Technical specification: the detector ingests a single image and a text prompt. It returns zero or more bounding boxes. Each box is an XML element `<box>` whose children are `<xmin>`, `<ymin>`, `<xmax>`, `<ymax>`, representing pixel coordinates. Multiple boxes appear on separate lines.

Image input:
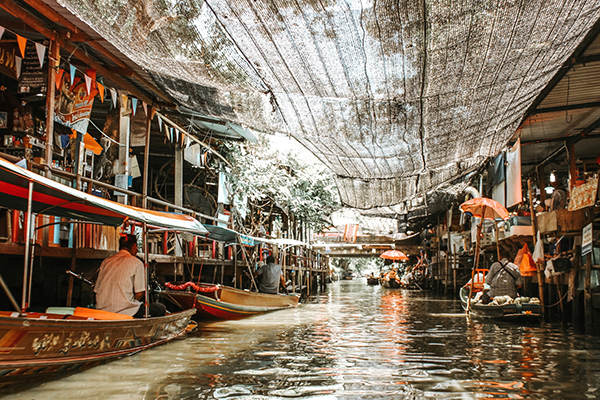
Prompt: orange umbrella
<box><xmin>380</xmin><ymin>249</ymin><xmax>409</xmax><ymax>261</ymax></box>
<box><xmin>459</xmin><ymin>197</ymin><xmax>508</xmax><ymax>313</ymax></box>
<box><xmin>459</xmin><ymin>197</ymin><xmax>509</xmax><ymax>221</ymax></box>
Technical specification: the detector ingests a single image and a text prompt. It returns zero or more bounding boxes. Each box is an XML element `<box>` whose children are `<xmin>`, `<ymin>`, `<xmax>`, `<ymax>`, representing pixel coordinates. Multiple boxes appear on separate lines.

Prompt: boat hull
<box><xmin>459</xmin><ymin>287</ymin><xmax>541</xmax><ymax>320</ymax></box>
<box><xmin>0</xmin><ymin>309</ymin><xmax>196</xmax><ymax>383</ymax></box>
<box><xmin>382</xmin><ymin>279</ymin><xmax>401</xmax><ymax>288</ymax></box>
<box><xmin>163</xmin><ymin>286</ymin><xmax>300</xmax><ymax>320</ymax></box>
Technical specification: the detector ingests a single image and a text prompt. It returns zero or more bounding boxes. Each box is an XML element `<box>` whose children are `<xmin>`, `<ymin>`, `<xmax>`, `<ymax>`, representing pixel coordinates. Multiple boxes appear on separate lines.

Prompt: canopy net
<box><xmin>56</xmin><ymin>0</ymin><xmax>600</xmax><ymax>214</ymax></box>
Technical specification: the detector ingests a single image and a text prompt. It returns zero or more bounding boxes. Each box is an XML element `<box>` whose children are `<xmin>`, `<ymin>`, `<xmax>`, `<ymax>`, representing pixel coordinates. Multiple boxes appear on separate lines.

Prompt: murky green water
<box><xmin>3</xmin><ymin>280</ymin><xmax>600</xmax><ymax>399</ymax></box>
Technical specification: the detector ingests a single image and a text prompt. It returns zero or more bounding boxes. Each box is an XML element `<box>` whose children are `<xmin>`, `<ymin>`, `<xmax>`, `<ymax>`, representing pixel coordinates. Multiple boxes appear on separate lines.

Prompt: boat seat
<box><xmin>469</xmin><ymin>269</ymin><xmax>488</xmax><ymax>293</ymax></box>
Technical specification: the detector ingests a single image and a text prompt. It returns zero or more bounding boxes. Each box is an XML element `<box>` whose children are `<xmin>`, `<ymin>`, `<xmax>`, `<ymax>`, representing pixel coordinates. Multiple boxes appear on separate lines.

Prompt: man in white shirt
<box><xmin>94</xmin><ymin>234</ymin><xmax>166</xmax><ymax>317</ymax></box>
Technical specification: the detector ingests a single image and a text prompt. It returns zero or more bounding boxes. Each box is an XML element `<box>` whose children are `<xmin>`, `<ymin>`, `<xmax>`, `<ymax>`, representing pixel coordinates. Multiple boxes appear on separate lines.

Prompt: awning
<box><xmin>202</xmin><ymin>224</ymin><xmax>272</xmax><ymax>245</ymax></box>
<box><xmin>0</xmin><ymin>158</ymin><xmax>208</xmax><ymax>235</ymax></box>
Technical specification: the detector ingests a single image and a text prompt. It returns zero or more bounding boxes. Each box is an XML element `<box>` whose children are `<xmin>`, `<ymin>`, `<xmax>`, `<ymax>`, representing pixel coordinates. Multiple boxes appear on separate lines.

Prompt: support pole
<box><xmin>44</xmin><ymin>39</ymin><xmax>58</xmax><ymax>177</ymax></box>
<box><xmin>21</xmin><ymin>180</ymin><xmax>33</xmax><ymax>312</ymax></box>
<box><xmin>528</xmin><ymin>178</ymin><xmax>545</xmax><ymax>320</ymax></box>
<box><xmin>466</xmin><ymin>221</ymin><xmax>482</xmax><ymax>313</ymax></box>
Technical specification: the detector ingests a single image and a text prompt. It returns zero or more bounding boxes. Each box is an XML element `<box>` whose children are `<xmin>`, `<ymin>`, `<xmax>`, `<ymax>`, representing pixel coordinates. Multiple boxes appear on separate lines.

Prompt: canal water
<box><xmin>3</xmin><ymin>279</ymin><xmax>600</xmax><ymax>399</ymax></box>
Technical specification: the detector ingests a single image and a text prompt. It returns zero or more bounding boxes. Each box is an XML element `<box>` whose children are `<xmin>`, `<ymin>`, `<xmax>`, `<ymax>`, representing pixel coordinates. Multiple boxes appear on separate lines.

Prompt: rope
<box><xmin>543</xmin><ymin>291</ymin><xmax>569</xmax><ymax>308</ymax></box>
<box><xmin>165</xmin><ymin>281</ymin><xmax>219</xmax><ymax>293</ymax></box>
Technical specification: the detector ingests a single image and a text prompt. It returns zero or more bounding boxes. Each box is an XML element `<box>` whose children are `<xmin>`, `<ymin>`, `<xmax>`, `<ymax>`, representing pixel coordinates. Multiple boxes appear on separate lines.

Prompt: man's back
<box><xmin>257</xmin><ymin>262</ymin><xmax>281</xmax><ymax>294</ymax></box>
<box><xmin>94</xmin><ymin>250</ymin><xmax>145</xmax><ymax>316</ymax></box>
<box><xmin>486</xmin><ymin>259</ymin><xmax>522</xmax><ymax>298</ymax></box>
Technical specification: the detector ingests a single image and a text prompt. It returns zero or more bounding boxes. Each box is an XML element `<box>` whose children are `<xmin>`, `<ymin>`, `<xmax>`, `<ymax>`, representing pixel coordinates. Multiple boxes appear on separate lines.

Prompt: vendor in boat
<box><xmin>95</xmin><ymin>234</ymin><xmax>167</xmax><ymax>317</ymax></box>
<box><xmin>255</xmin><ymin>255</ymin><xmax>287</xmax><ymax>294</ymax></box>
<box><xmin>482</xmin><ymin>249</ymin><xmax>523</xmax><ymax>304</ymax></box>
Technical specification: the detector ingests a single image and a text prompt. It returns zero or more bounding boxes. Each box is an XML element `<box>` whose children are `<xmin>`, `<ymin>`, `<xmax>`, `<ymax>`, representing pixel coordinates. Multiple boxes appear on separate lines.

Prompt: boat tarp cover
<box><xmin>0</xmin><ymin>158</ymin><xmax>208</xmax><ymax>234</ymax></box>
<box><xmin>53</xmin><ymin>0</ymin><xmax>600</xmax><ymax>213</ymax></box>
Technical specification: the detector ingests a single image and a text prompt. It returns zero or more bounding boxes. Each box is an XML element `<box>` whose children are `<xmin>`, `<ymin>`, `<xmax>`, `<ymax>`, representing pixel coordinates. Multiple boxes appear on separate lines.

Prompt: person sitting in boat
<box><xmin>95</xmin><ymin>234</ymin><xmax>167</xmax><ymax>318</ymax></box>
<box><xmin>401</xmin><ymin>268</ymin><xmax>414</xmax><ymax>286</ymax></box>
<box><xmin>255</xmin><ymin>255</ymin><xmax>287</xmax><ymax>294</ymax></box>
<box><xmin>482</xmin><ymin>249</ymin><xmax>523</xmax><ymax>304</ymax></box>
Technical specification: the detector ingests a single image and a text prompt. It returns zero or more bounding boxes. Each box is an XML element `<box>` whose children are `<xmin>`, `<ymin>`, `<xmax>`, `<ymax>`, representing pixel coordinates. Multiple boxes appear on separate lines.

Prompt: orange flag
<box><xmin>97</xmin><ymin>82</ymin><xmax>105</xmax><ymax>103</ymax></box>
<box><xmin>55</xmin><ymin>69</ymin><xmax>64</xmax><ymax>90</ymax></box>
<box><xmin>16</xmin><ymin>35</ymin><xmax>27</xmax><ymax>58</ymax></box>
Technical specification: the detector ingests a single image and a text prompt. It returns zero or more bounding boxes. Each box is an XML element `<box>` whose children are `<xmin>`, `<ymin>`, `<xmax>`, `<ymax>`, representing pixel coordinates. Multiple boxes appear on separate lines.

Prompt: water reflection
<box><xmin>2</xmin><ymin>280</ymin><xmax>600</xmax><ymax>399</ymax></box>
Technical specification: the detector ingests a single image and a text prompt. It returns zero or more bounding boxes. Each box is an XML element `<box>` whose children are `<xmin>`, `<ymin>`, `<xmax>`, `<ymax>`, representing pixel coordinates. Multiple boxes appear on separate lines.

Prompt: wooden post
<box><xmin>117</xmin><ymin>94</ymin><xmax>130</xmax><ymax>204</ymax></box>
<box><xmin>453</xmin><ymin>244</ymin><xmax>457</xmax><ymax>294</ymax></box>
<box><xmin>467</xmin><ymin>222</ymin><xmax>482</xmax><ymax>312</ymax></box>
<box><xmin>44</xmin><ymin>39</ymin><xmax>58</xmax><ymax>176</ymax></box>
<box><xmin>584</xmin><ymin>249</ymin><xmax>592</xmax><ymax>334</ymax></box>
<box><xmin>537</xmin><ymin>165</ymin><xmax>546</xmax><ymax>211</ymax></box>
<box><xmin>233</xmin><ymin>244</ymin><xmax>238</xmax><ymax>289</ymax></box>
<box><xmin>142</xmin><ymin>111</ymin><xmax>152</xmax><ymax>209</ymax></box>
<box><xmin>528</xmin><ymin>178</ymin><xmax>545</xmax><ymax>320</ymax></box>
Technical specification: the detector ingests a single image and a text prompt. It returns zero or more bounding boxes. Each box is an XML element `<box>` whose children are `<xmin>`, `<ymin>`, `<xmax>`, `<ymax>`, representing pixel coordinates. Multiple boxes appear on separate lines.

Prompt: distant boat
<box><xmin>366</xmin><ymin>276</ymin><xmax>380</xmax><ymax>285</ymax></box>
<box><xmin>162</xmin><ymin>282</ymin><xmax>300</xmax><ymax>320</ymax></box>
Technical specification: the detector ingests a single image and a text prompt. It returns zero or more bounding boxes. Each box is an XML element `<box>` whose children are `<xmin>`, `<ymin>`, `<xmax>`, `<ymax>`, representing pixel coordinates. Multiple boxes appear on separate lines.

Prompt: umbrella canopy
<box><xmin>379</xmin><ymin>250</ymin><xmax>409</xmax><ymax>261</ymax></box>
<box><xmin>459</xmin><ymin>197</ymin><xmax>509</xmax><ymax>221</ymax></box>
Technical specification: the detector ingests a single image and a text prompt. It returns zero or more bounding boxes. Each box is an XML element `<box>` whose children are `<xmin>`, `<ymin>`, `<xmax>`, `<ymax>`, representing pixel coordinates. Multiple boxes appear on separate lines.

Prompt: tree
<box><xmin>222</xmin><ymin>134</ymin><xmax>341</xmax><ymax>236</ymax></box>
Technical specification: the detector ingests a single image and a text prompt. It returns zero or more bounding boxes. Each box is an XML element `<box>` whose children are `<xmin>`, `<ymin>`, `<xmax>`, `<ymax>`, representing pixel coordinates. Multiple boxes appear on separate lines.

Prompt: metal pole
<box><xmin>143</xmin><ymin>222</ymin><xmax>149</xmax><ymax>318</ymax></box>
<box><xmin>21</xmin><ymin>180</ymin><xmax>33</xmax><ymax>312</ymax></box>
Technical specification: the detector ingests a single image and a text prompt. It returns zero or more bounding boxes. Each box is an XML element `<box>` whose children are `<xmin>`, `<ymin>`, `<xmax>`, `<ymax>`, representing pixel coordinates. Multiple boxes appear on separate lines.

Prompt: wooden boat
<box><xmin>0</xmin><ymin>308</ymin><xmax>196</xmax><ymax>384</ymax></box>
<box><xmin>381</xmin><ymin>278</ymin><xmax>401</xmax><ymax>288</ymax></box>
<box><xmin>0</xmin><ymin>158</ymin><xmax>203</xmax><ymax>385</ymax></box>
<box><xmin>366</xmin><ymin>276</ymin><xmax>380</xmax><ymax>285</ymax></box>
<box><xmin>459</xmin><ymin>286</ymin><xmax>542</xmax><ymax>320</ymax></box>
<box><xmin>162</xmin><ymin>282</ymin><xmax>300</xmax><ymax>320</ymax></box>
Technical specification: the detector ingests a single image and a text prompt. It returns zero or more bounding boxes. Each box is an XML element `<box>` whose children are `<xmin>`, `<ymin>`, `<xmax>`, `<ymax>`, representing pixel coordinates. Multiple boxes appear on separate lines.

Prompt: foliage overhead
<box><xmin>222</xmin><ymin>134</ymin><xmax>341</xmax><ymax>233</ymax></box>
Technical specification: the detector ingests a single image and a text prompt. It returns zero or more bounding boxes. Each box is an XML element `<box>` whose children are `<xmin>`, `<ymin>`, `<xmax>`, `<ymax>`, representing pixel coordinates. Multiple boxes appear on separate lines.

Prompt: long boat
<box><xmin>162</xmin><ymin>282</ymin><xmax>300</xmax><ymax>320</ymax></box>
<box><xmin>459</xmin><ymin>286</ymin><xmax>542</xmax><ymax>320</ymax></box>
<box><xmin>0</xmin><ymin>308</ymin><xmax>196</xmax><ymax>384</ymax></box>
<box><xmin>0</xmin><ymin>158</ymin><xmax>204</xmax><ymax>384</ymax></box>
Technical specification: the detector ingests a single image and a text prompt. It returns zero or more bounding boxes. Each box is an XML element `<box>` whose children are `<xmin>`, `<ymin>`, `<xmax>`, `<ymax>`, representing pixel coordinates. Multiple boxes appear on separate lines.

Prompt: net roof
<box><xmin>55</xmin><ymin>0</ymin><xmax>600</xmax><ymax>212</ymax></box>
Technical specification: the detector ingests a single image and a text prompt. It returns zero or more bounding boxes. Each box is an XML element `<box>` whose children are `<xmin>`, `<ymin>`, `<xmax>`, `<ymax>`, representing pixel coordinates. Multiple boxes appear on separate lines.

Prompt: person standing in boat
<box><xmin>255</xmin><ymin>255</ymin><xmax>287</xmax><ymax>294</ymax></box>
<box><xmin>94</xmin><ymin>234</ymin><xmax>166</xmax><ymax>317</ymax></box>
<box><xmin>483</xmin><ymin>249</ymin><xmax>523</xmax><ymax>304</ymax></box>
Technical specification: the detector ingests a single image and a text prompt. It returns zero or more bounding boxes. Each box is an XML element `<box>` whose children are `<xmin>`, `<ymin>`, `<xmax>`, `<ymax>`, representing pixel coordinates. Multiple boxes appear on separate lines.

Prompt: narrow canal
<box><xmin>4</xmin><ymin>280</ymin><xmax>600</xmax><ymax>399</ymax></box>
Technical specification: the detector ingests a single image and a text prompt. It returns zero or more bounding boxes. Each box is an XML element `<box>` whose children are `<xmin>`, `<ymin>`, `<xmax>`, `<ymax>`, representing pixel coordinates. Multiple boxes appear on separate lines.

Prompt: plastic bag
<box><xmin>533</xmin><ymin>231</ymin><xmax>544</xmax><ymax>263</ymax></box>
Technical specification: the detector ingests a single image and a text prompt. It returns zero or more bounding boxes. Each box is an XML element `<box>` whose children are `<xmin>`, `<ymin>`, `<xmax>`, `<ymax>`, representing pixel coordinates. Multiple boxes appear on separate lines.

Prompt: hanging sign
<box><xmin>239</xmin><ymin>234</ymin><xmax>254</xmax><ymax>247</ymax></box>
<box><xmin>582</xmin><ymin>223</ymin><xmax>593</xmax><ymax>257</ymax></box>
<box><xmin>17</xmin><ymin>41</ymin><xmax>47</xmax><ymax>94</ymax></box>
<box><xmin>54</xmin><ymin>73</ymin><xmax>97</xmax><ymax>134</ymax></box>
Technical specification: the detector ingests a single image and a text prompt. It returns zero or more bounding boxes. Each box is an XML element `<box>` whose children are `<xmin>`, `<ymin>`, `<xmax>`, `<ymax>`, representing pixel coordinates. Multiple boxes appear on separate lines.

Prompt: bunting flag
<box><xmin>169</xmin><ymin>127</ymin><xmax>173</xmax><ymax>142</ymax></box>
<box><xmin>85</xmin><ymin>69</ymin><xmax>96</xmax><ymax>84</ymax></box>
<box><xmin>157</xmin><ymin>114</ymin><xmax>163</xmax><ymax>131</ymax></box>
<box><xmin>121</xmin><ymin>94</ymin><xmax>128</xmax><ymax>110</ymax></box>
<box><xmin>97</xmin><ymin>82</ymin><xmax>105</xmax><ymax>102</ymax></box>
<box><xmin>84</xmin><ymin>74</ymin><xmax>92</xmax><ymax>94</ymax></box>
<box><xmin>142</xmin><ymin>101</ymin><xmax>147</xmax><ymax>116</ymax></box>
<box><xmin>0</xmin><ymin>27</ymin><xmax>4</xmax><ymax>41</ymax></box>
<box><xmin>185</xmin><ymin>135</ymin><xmax>191</xmax><ymax>149</ymax></box>
<box><xmin>16</xmin><ymin>35</ymin><xmax>27</xmax><ymax>58</ymax></box>
<box><xmin>131</xmin><ymin>98</ymin><xmax>137</xmax><ymax>116</ymax></box>
<box><xmin>15</xmin><ymin>57</ymin><xmax>22</xmax><ymax>78</ymax></box>
<box><xmin>150</xmin><ymin>107</ymin><xmax>156</xmax><ymax>120</ymax></box>
<box><xmin>69</xmin><ymin>64</ymin><xmax>76</xmax><ymax>86</ymax></box>
<box><xmin>35</xmin><ymin>42</ymin><xmax>46</xmax><ymax>68</ymax></box>
<box><xmin>175</xmin><ymin>129</ymin><xmax>179</xmax><ymax>143</ymax></box>
<box><xmin>55</xmin><ymin>69</ymin><xmax>64</xmax><ymax>90</ymax></box>
<box><xmin>110</xmin><ymin>88</ymin><xmax>118</xmax><ymax>108</ymax></box>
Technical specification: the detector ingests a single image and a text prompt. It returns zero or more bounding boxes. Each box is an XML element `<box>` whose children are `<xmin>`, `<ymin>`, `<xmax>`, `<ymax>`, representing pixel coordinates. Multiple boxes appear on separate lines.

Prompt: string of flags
<box><xmin>0</xmin><ymin>24</ymin><xmax>150</xmax><ymax>117</ymax></box>
<box><xmin>0</xmin><ymin>25</ymin><xmax>223</xmax><ymax>164</ymax></box>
